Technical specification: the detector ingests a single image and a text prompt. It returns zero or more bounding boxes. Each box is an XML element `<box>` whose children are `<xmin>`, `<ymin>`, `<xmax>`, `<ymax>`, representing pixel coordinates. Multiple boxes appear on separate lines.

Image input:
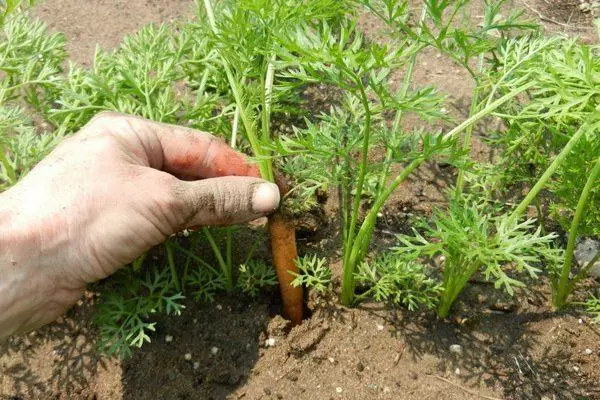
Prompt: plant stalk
<box><xmin>341</xmin><ymin>78</ymin><xmax>372</xmax><ymax>305</ymax></box>
<box><xmin>552</xmin><ymin>156</ymin><xmax>600</xmax><ymax>309</ymax></box>
<box><xmin>511</xmin><ymin>122</ymin><xmax>597</xmax><ymax>219</ymax></box>
<box><xmin>455</xmin><ymin>54</ymin><xmax>484</xmax><ymax>198</ymax></box>
<box><xmin>377</xmin><ymin>6</ymin><xmax>428</xmax><ymax>195</ymax></box>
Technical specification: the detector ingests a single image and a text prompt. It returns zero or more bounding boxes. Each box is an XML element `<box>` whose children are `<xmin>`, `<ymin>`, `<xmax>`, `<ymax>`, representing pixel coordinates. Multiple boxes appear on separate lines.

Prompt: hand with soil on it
<box><xmin>0</xmin><ymin>112</ymin><xmax>280</xmax><ymax>340</ymax></box>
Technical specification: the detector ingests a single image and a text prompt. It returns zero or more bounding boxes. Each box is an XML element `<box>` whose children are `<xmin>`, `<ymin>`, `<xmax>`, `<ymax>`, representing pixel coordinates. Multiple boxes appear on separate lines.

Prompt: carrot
<box><xmin>269</xmin><ymin>178</ymin><xmax>303</xmax><ymax>325</ymax></box>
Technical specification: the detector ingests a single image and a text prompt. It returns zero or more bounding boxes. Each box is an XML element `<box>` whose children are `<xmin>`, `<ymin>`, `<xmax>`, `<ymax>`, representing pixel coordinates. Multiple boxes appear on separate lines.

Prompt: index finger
<box><xmin>90</xmin><ymin>112</ymin><xmax>261</xmax><ymax>179</ymax></box>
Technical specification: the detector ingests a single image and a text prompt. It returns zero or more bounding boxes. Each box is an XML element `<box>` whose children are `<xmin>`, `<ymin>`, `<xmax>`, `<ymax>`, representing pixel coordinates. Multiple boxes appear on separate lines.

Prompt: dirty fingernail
<box><xmin>252</xmin><ymin>182</ymin><xmax>280</xmax><ymax>213</ymax></box>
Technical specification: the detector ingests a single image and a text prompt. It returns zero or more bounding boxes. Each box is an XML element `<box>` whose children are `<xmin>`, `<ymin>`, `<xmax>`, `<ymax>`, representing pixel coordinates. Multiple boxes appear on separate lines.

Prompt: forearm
<box><xmin>0</xmin><ymin>194</ymin><xmax>37</xmax><ymax>339</ymax></box>
<box><xmin>0</xmin><ymin>191</ymin><xmax>80</xmax><ymax>340</ymax></box>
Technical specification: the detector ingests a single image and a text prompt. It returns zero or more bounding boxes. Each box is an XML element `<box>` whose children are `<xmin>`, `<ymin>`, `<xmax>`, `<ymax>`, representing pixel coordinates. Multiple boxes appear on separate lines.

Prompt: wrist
<box><xmin>0</xmin><ymin>191</ymin><xmax>44</xmax><ymax>339</ymax></box>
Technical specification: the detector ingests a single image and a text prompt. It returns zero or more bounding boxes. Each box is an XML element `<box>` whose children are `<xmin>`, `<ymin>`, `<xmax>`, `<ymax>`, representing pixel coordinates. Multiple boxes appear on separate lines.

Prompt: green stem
<box><xmin>165</xmin><ymin>241</ymin><xmax>181</xmax><ymax>291</ymax></box>
<box><xmin>443</xmin><ymin>81</ymin><xmax>535</xmax><ymax>141</ymax></box>
<box><xmin>202</xmin><ymin>227</ymin><xmax>233</xmax><ymax>290</ymax></box>
<box><xmin>455</xmin><ymin>54</ymin><xmax>484</xmax><ymax>197</ymax></box>
<box><xmin>552</xmin><ymin>156</ymin><xmax>600</xmax><ymax>309</ymax></box>
<box><xmin>0</xmin><ymin>143</ymin><xmax>17</xmax><ymax>184</ymax></box>
<box><xmin>340</xmin><ymin>80</ymin><xmax>372</xmax><ymax>305</ymax></box>
<box><xmin>169</xmin><ymin>240</ymin><xmax>222</xmax><ymax>276</ymax></box>
<box><xmin>534</xmin><ymin>198</ymin><xmax>546</xmax><ymax>235</ymax></box>
<box><xmin>343</xmin><ymin>158</ymin><xmax>423</xmax><ymax>303</ymax></box>
<box><xmin>511</xmin><ymin>122</ymin><xmax>597</xmax><ymax>219</ymax></box>
<box><xmin>377</xmin><ymin>6</ymin><xmax>428</xmax><ymax>195</ymax></box>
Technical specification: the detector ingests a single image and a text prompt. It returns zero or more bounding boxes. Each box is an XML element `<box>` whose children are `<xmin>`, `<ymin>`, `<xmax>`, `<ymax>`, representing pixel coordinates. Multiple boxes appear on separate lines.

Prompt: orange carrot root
<box><xmin>269</xmin><ymin>211</ymin><xmax>303</xmax><ymax>325</ymax></box>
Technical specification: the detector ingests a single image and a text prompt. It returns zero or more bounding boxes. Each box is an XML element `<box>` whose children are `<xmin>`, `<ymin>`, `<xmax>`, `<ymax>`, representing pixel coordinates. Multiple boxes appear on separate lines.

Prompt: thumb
<box><xmin>177</xmin><ymin>176</ymin><xmax>280</xmax><ymax>227</ymax></box>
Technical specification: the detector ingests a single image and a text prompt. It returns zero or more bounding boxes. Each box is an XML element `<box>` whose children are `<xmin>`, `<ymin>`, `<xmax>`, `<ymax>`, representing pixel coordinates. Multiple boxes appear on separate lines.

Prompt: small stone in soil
<box><xmin>165</xmin><ymin>335</ymin><xmax>173</xmax><ymax>343</ymax></box>
<box><xmin>454</xmin><ymin>368</ymin><xmax>461</xmax><ymax>375</ymax></box>
<box><xmin>335</xmin><ymin>387</ymin><xmax>343</xmax><ymax>393</ymax></box>
<box><xmin>585</xmin><ymin>348</ymin><xmax>593</xmax><ymax>355</ymax></box>
<box><xmin>184</xmin><ymin>353</ymin><xmax>192</xmax><ymax>361</ymax></box>
<box><xmin>211</xmin><ymin>346</ymin><xmax>219</xmax><ymax>355</ymax></box>
<box><xmin>265</xmin><ymin>337</ymin><xmax>276</xmax><ymax>347</ymax></box>
<box><xmin>449</xmin><ymin>344</ymin><xmax>463</xmax><ymax>355</ymax></box>
<box><xmin>376</xmin><ymin>324</ymin><xmax>385</xmax><ymax>331</ymax></box>
<box><xmin>193</xmin><ymin>361</ymin><xmax>200</xmax><ymax>370</ymax></box>
<box><xmin>328</xmin><ymin>357</ymin><xmax>335</xmax><ymax>364</ymax></box>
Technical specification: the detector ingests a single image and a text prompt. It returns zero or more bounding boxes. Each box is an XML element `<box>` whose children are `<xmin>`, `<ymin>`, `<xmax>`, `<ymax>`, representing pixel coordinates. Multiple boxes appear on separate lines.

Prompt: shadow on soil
<box><xmin>373</xmin><ymin>285</ymin><xmax>600</xmax><ymax>400</ymax></box>
<box><xmin>1</xmin><ymin>298</ymin><xmax>106</xmax><ymax>398</ymax></box>
<box><xmin>120</xmin><ymin>293</ymin><xmax>273</xmax><ymax>400</ymax></box>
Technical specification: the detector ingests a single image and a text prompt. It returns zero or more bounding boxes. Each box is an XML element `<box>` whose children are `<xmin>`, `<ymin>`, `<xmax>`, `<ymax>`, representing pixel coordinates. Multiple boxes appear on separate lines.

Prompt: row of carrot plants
<box><xmin>0</xmin><ymin>0</ymin><xmax>598</xmax><ymax>357</ymax></box>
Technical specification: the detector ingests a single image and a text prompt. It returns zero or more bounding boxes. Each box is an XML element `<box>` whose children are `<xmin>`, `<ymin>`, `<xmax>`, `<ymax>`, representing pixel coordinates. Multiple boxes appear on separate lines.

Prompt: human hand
<box><xmin>0</xmin><ymin>112</ymin><xmax>279</xmax><ymax>339</ymax></box>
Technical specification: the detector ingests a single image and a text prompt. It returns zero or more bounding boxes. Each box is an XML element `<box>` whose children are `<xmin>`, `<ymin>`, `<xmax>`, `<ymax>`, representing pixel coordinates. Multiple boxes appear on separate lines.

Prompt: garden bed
<box><xmin>1</xmin><ymin>0</ymin><xmax>600</xmax><ymax>399</ymax></box>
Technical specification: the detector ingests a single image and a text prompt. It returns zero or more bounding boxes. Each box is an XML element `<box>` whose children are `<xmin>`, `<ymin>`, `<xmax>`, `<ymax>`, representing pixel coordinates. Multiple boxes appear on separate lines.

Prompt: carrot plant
<box><xmin>480</xmin><ymin>35</ymin><xmax>600</xmax><ymax>309</ymax></box>
<box><xmin>0</xmin><ymin>12</ymin><xmax>67</xmax><ymax>189</ymax></box>
<box><xmin>277</xmin><ymin>0</ymin><xmax>541</xmax><ymax>305</ymax></box>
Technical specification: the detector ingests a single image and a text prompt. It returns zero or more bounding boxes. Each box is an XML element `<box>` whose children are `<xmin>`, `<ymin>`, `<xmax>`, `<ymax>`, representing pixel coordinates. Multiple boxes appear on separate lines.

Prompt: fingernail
<box><xmin>252</xmin><ymin>182</ymin><xmax>280</xmax><ymax>213</ymax></box>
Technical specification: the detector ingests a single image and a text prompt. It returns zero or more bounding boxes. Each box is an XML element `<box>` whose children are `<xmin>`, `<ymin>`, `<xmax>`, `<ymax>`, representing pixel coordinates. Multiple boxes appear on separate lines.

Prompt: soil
<box><xmin>2</xmin><ymin>1</ymin><xmax>600</xmax><ymax>400</ymax></box>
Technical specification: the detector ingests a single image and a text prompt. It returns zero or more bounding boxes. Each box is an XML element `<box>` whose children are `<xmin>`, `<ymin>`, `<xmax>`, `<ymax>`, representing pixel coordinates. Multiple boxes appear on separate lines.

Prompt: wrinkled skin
<box><xmin>0</xmin><ymin>112</ymin><xmax>279</xmax><ymax>340</ymax></box>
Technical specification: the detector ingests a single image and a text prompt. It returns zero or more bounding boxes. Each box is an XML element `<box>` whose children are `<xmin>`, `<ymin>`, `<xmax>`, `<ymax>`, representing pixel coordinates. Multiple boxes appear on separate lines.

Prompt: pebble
<box><xmin>328</xmin><ymin>357</ymin><xmax>335</xmax><ymax>364</ymax></box>
<box><xmin>376</xmin><ymin>324</ymin><xmax>385</xmax><ymax>331</ymax></box>
<box><xmin>211</xmin><ymin>346</ymin><xmax>219</xmax><ymax>355</ymax></box>
<box><xmin>335</xmin><ymin>387</ymin><xmax>343</xmax><ymax>393</ymax></box>
<box><xmin>193</xmin><ymin>361</ymin><xmax>200</xmax><ymax>370</ymax></box>
<box><xmin>165</xmin><ymin>335</ymin><xmax>173</xmax><ymax>343</ymax></box>
<box><xmin>184</xmin><ymin>353</ymin><xmax>192</xmax><ymax>361</ymax></box>
<box><xmin>573</xmin><ymin>366</ymin><xmax>580</xmax><ymax>372</ymax></box>
<box><xmin>454</xmin><ymin>368</ymin><xmax>461</xmax><ymax>375</ymax></box>
<box><xmin>575</xmin><ymin>239</ymin><xmax>600</xmax><ymax>277</ymax></box>
<box><xmin>265</xmin><ymin>338</ymin><xmax>276</xmax><ymax>347</ymax></box>
<box><xmin>216</xmin><ymin>304</ymin><xmax>223</xmax><ymax>310</ymax></box>
<box><xmin>585</xmin><ymin>348</ymin><xmax>593</xmax><ymax>355</ymax></box>
<box><xmin>449</xmin><ymin>344</ymin><xmax>463</xmax><ymax>355</ymax></box>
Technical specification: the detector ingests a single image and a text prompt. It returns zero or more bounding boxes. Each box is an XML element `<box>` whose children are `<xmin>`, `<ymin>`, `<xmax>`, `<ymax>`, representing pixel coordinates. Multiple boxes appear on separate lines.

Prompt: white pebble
<box><xmin>335</xmin><ymin>387</ymin><xmax>343</xmax><ymax>393</ymax></box>
<box><xmin>216</xmin><ymin>304</ymin><xmax>223</xmax><ymax>310</ymax></box>
<box><xmin>439</xmin><ymin>255</ymin><xmax>446</xmax><ymax>262</ymax></box>
<box><xmin>376</xmin><ymin>324</ymin><xmax>385</xmax><ymax>331</ymax></box>
<box><xmin>265</xmin><ymin>338</ymin><xmax>276</xmax><ymax>347</ymax></box>
<box><xmin>328</xmin><ymin>357</ymin><xmax>335</xmax><ymax>364</ymax></box>
<box><xmin>449</xmin><ymin>344</ymin><xmax>463</xmax><ymax>355</ymax></box>
<box><xmin>165</xmin><ymin>335</ymin><xmax>173</xmax><ymax>343</ymax></box>
<box><xmin>455</xmin><ymin>368</ymin><xmax>461</xmax><ymax>375</ymax></box>
<box><xmin>210</xmin><ymin>346</ymin><xmax>219</xmax><ymax>355</ymax></box>
<box><xmin>585</xmin><ymin>348</ymin><xmax>593</xmax><ymax>355</ymax></box>
<box><xmin>184</xmin><ymin>353</ymin><xmax>192</xmax><ymax>361</ymax></box>
<box><xmin>579</xmin><ymin>318</ymin><xmax>585</xmax><ymax>324</ymax></box>
<box><xmin>573</xmin><ymin>366</ymin><xmax>580</xmax><ymax>372</ymax></box>
<box><xmin>193</xmin><ymin>361</ymin><xmax>200</xmax><ymax>370</ymax></box>
<box><xmin>182</xmin><ymin>229</ymin><xmax>190</xmax><ymax>237</ymax></box>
